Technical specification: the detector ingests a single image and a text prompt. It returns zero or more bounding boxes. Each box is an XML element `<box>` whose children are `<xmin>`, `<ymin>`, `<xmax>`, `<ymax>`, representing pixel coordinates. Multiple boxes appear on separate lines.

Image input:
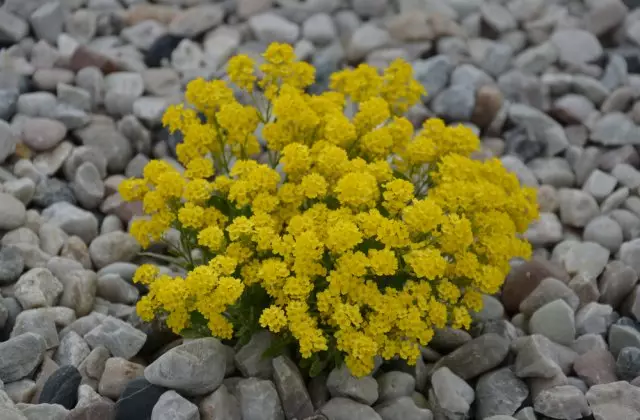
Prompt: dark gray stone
<box><xmin>616</xmin><ymin>346</ymin><xmax>640</xmax><ymax>381</ymax></box>
<box><xmin>115</xmin><ymin>378</ymin><xmax>167</xmax><ymax>420</ymax></box>
<box><xmin>38</xmin><ymin>365</ymin><xmax>82</xmax><ymax>409</ymax></box>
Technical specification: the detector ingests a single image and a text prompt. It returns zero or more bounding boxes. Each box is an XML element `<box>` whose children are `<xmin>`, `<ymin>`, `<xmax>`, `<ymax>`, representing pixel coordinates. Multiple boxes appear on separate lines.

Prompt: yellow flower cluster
<box><xmin>119</xmin><ymin>43</ymin><xmax>539</xmax><ymax>378</ymax></box>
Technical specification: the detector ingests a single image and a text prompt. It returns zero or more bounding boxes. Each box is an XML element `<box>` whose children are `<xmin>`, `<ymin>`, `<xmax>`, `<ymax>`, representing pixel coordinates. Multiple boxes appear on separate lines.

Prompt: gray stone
<box><xmin>41</xmin><ymin>202</ymin><xmax>98</xmax><ymax>244</ymax></box>
<box><xmin>141</xmin><ymin>68</ymin><xmax>180</xmax><ymax>97</ymax></box>
<box><xmin>529</xmin><ymin>158</ymin><xmax>575</xmax><ymax>188</ymax></box>
<box><xmin>89</xmin><ymin>231</ymin><xmax>140</xmax><ymax>269</ymax></box>
<box><xmin>249</xmin><ymin>12</ymin><xmax>300</xmax><ymax>44</ymax></box>
<box><xmin>432</xmin><ymin>334</ymin><xmax>509</xmax><ymax>380</ymax></box>
<box><xmin>237</xmin><ymin>378</ymin><xmax>284</xmax><ymax>420</ymax></box>
<box><xmin>558</xmin><ymin>189</ymin><xmax>600</xmax><ymax>228</ymax></box>
<box><xmin>609</xmin><ymin>324</ymin><xmax>640</xmax><ymax>357</ymax></box>
<box><xmin>374</xmin><ymin>396</ymin><xmax>433</xmax><ymax>420</ymax></box>
<box><xmin>121</xmin><ymin>20</ymin><xmax>167</xmax><ymax>52</ymax></box>
<box><xmin>145</xmin><ymin>338</ymin><xmax>226</xmax><ymax>396</ymax></box>
<box><xmin>564</xmin><ymin>241</ymin><xmax>610</xmax><ymax>279</ymax></box>
<box><xmin>599</xmin><ymin>261</ymin><xmax>637</xmax><ymax>308</ymax></box>
<box><xmin>133</xmin><ymin>96</ymin><xmax>172</xmax><ymax>128</ymax></box>
<box><xmin>6</xmin><ymin>378</ymin><xmax>36</xmax><ymax>403</ymax></box>
<box><xmin>0</xmin><ymin>120</ymin><xmax>18</xmax><ymax>164</ymax></box>
<box><xmin>519</xmin><ymin>277</ymin><xmax>579</xmax><ymax>316</ymax></box>
<box><xmin>77</xmin><ymin>346</ymin><xmax>109</xmax><ymax>388</ymax></box>
<box><xmin>575</xmin><ymin>302</ymin><xmax>614</xmax><ymax>336</ymax></box>
<box><xmin>0</xmin><ymin>246</ymin><xmax>25</xmax><ymax>285</ymax></box>
<box><xmin>509</xmin><ymin>104</ymin><xmax>569</xmax><ymax>156</ymax></box>
<box><xmin>327</xmin><ymin>365</ymin><xmax>379</xmax><ymax>406</ymax></box>
<box><xmin>75</xmin><ymin>67</ymin><xmax>103</xmax><ymax>109</ymax></box>
<box><xmin>54</xmin><ymin>330</ymin><xmax>90</xmax><ymax>368</ymax></box>
<box><xmin>431</xmin><ymin>85</ymin><xmax>475</xmax><ymax>121</ymax></box>
<box><xmin>303</xmin><ymin>13</ymin><xmax>337</xmax><ymax>45</ymax></box>
<box><xmin>104</xmin><ymin>72</ymin><xmax>144</xmax><ymax>98</ymax></box>
<box><xmin>22</xmin><ymin>118</ymin><xmax>66</xmax><ymax>152</ymax></box>
<box><xmin>84</xmin><ymin>316</ymin><xmax>146</xmax><ymax>360</ymax></box>
<box><xmin>56</xmin><ymin>269</ymin><xmax>97</xmax><ymax>317</ymax></box>
<box><xmin>0</xmin><ymin>333</ymin><xmax>46</xmax><ymax>383</ymax></box>
<box><xmin>413</xmin><ymin>55</ymin><xmax>453</xmax><ymax>99</ymax></box>
<box><xmin>321</xmin><ymin>397</ymin><xmax>382</xmax><ymax>420</ymax></box>
<box><xmin>481</xmin><ymin>2</ymin><xmax>516</xmax><ymax>34</ymax></box>
<box><xmin>11</xmin><ymin>309</ymin><xmax>59</xmax><ymax>349</ymax></box>
<box><xmin>202</xmin><ymin>26</ymin><xmax>242</xmax><ymax>71</ymax></box>
<box><xmin>529</xmin><ymin>299</ymin><xmax>575</xmax><ymax>346</ymax></box>
<box><xmin>583</xmin><ymin>216</ymin><xmax>624</xmax><ymax>252</ymax></box>
<box><xmin>29</xmin><ymin>1</ymin><xmax>63</xmax><ymax>44</ymax></box>
<box><xmin>151</xmin><ymin>390</ymin><xmax>199</xmax><ymax>420</ymax></box>
<box><xmin>20</xmin><ymin>403</ymin><xmax>68</xmax><ymax>420</ymax></box>
<box><xmin>0</xmin><ymin>407</ymin><xmax>27</xmax><ymax>420</ymax></box>
<box><xmin>346</xmin><ymin>23</ymin><xmax>391</xmax><ymax>62</ymax></box>
<box><xmin>591</xmin><ymin>113</ymin><xmax>640</xmax><ymax>146</ymax></box>
<box><xmin>553</xmin><ymin>94</ymin><xmax>595</xmax><ymax>125</ymax></box>
<box><xmin>372</xmin><ymin>371</ymin><xmax>414</xmax><ymax>405</ymax></box>
<box><xmin>38</xmin><ymin>223</ymin><xmax>66</xmax><ymax>256</ymax></box>
<box><xmin>513</xmin><ymin>334</ymin><xmax>576</xmax><ymax>379</ymax></box>
<box><xmin>14</xmin><ymin>268</ymin><xmax>63</xmax><ymax>309</ymax></box>
<box><xmin>72</xmin><ymin>162</ymin><xmax>104</xmax><ymax>210</ymax></box>
<box><xmin>199</xmin><ymin>385</ymin><xmax>241</xmax><ymax>420</ymax></box>
<box><xmin>429</xmin><ymin>367</ymin><xmax>474</xmax><ymax>419</ymax></box>
<box><xmin>586</xmin><ymin>381</ymin><xmax>640</xmax><ymax>420</ymax></box>
<box><xmin>0</xmin><ymin>193</ymin><xmax>26</xmax><ymax>231</ymax></box>
<box><xmin>620</xmin><ymin>239</ymin><xmax>640</xmax><ymax>275</ymax></box>
<box><xmin>57</xmin><ymin>84</ymin><xmax>91</xmax><ymax>112</ymax></box>
<box><xmin>601</xmin><ymin>53</ymin><xmax>628</xmax><ymax>91</ymax></box>
<box><xmin>0</xmin><ymin>10</ymin><xmax>28</xmax><ymax>43</ymax></box>
<box><xmin>616</xmin><ymin>346</ymin><xmax>640</xmax><ymax>381</ymax></box>
<box><xmin>534</xmin><ymin>385</ymin><xmax>591</xmax><ymax>420</ymax></box>
<box><xmin>551</xmin><ymin>28</ymin><xmax>603</xmax><ymax>64</ymax></box>
<box><xmin>613</xmin><ymin>163</ymin><xmax>640</xmax><ymax>189</ymax></box>
<box><xmin>169</xmin><ymin>4</ymin><xmax>224</xmax><ymax>38</ymax></box>
<box><xmin>17</xmin><ymin>92</ymin><xmax>57</xmax><ymax>118</ymax></box>
<box><xmin>63</xmin><ymin>146</ymin><xmax>108</xmax><ymax>181</ymax></box>
<box><xmin>583</xmin><ymin>170</ymin><xmax>617</xmax><ymax>202</ymax></box>
<box><xmin>525</xmin><ymin>212</ymin><xmax>562</xmax><ymax>247</ymax></box>
<box><xmin>96</xmin><ymin>273</ymin><xmax>139</xmax><ymax>304</ymax></box>
<box><xmin>272</xmin><ymin>356</ymin><xmax>313</xmax><ymax>420</ymax></box>
<box><xmin>475</xmin><ymin>367</ymin><xmax>528</xmax><ymax>419</ymax></box>
<box><xmin>74</xmin><ymin>118</ymin><xmax>133</xmax><ymax>173</ymax></box>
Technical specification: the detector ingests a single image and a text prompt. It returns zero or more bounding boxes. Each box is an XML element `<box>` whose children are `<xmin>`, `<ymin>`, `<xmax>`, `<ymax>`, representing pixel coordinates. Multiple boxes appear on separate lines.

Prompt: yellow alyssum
<box><xmin>119</xmin><ymin>42</ymin><xmax>539</xmax><ymax>378</ymax></box>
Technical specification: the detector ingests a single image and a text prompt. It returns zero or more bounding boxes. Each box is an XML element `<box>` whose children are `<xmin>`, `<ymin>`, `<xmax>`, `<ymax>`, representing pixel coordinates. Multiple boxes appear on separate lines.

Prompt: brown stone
<box><xmin>502</xmin><ymin>260</ymin><xmax>570</xmax><ymax>313</ymax></box>
<box><xmin>385</xmin><ymin>12</ymin><xmax>434</xmax><ymax>41</ymax></box>
<box><xmin>122</xmin><ymin>4</ymin><xmax>179</xmax><ymax>25</ymax></box>
<box><xmin>67</xmin><ymin>400</ymin><xmax>115</xmax><ymax>420</ymax></box>
<box><xmin>68</xmin><ymin>46</ymin><xmax>121</xmax><ymax>75</ymax></box>
<box><xmin>472</xmin><ymin>85</ymin><xmax>504</xmax><ymax>128</ymax></box>
<box><xmin>573</xmin><ymin>349</ymin><xmax>617</xmax><ymax>387</ymax></box>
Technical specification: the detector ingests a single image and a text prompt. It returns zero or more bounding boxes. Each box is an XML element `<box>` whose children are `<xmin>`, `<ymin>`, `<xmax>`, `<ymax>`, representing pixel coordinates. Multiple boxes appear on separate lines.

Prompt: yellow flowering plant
<box><xmin>119</xmin><ymin>43</ymin><xmax>538</xmax><ymax>377</ymax></box>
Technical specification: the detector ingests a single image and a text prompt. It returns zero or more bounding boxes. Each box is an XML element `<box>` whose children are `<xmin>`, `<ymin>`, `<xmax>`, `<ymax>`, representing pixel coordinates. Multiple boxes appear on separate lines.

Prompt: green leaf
<box><xmin>138</xmin><ymin>252</ymin><xmax>183</xmax><ymax>265</ymax></box>
<box><xmin>393</xmin><ymin>170</ymin><xmax>410</xmax><ymax>181</ymax></box>
<box><xmin>309</xmin><ymin>356</ymin><xmax>328</xmax><ymax>377</ymax></box>
<box><xmin>180</xmin><ymin>328</ymin><xmax>204</xmax><ymax>339</ymax></box>
<box><xmin>190</xmin><ymin>311</ymin><xmax>209</xmax><ymax>328</ymax></box>
<box><xmin>208</xmin><ymin>195</ymin><xmax>232</xmax><ymax>217</ymax></box>
<box><xmin>262</xmin><ymin>334</ymin><xmax>293</xmax><ymax>359</ymax></box>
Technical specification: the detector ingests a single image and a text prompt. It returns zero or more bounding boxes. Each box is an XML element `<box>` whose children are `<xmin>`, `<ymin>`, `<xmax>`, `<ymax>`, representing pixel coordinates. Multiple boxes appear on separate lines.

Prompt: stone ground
<box><xmin>2</xmin><ymin>0</ymin><xmax>640</xmax><ymax>419</ymax></box>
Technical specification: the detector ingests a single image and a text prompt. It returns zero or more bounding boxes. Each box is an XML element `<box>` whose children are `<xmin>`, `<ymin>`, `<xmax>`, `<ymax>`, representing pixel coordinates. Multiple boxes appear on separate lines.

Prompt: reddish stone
<box><xmin>573</xmin><ymin>349</ymin><xmax>617</xmax><ymax>387</ymax></box>
<box><xmin>502</xmin><ymin>260</ymin><xmax>570</xmax><ymax>313</ymax></box>
<box><xmin>68</xmin><ymin>46</ymin><xmax>121</xmax><ymax>74</ymax></box>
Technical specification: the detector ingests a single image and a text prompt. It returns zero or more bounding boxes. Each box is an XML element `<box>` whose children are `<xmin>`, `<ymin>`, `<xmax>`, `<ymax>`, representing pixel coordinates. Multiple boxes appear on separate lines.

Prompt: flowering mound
<box><xmin>119</xmin><ymin>43</ymin><xmax>538</xmax><ymax>377</ymax></box>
